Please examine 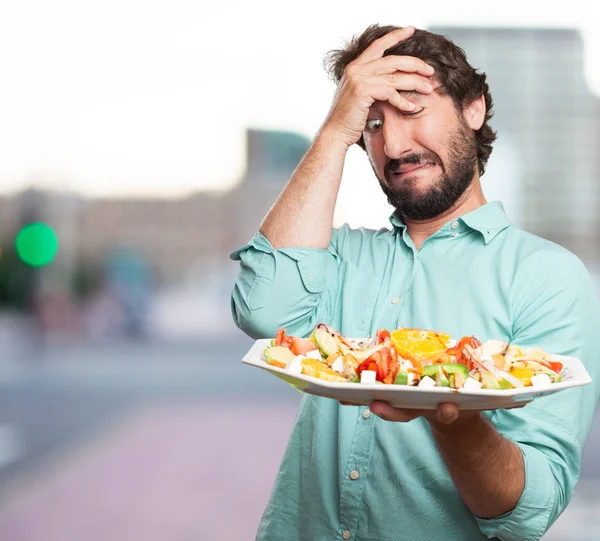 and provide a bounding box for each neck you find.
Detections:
[402,178,487,250]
